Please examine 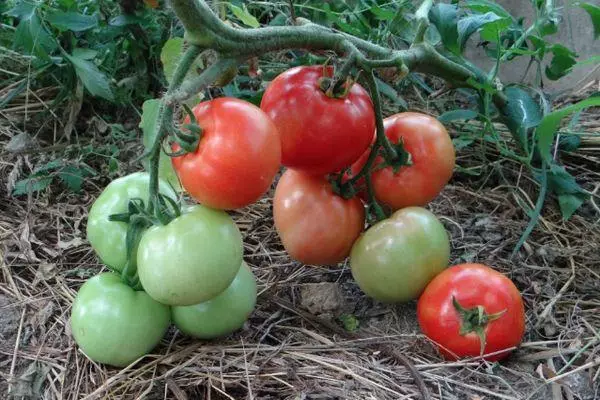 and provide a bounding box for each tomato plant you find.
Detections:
[171,97,281,210]
[86,172,177,273]
[350,207,450,303]
[273,169,365,265]
[417,263,525,361]
[137,205,243,306]
[348,112,455,210]
[172,262,257,339]
[260,65,375,175]
[70,272,171,367]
